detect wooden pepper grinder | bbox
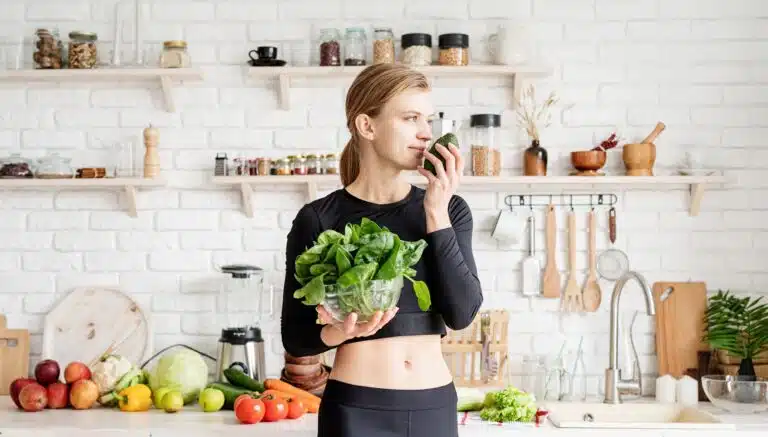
[143,124,160,178]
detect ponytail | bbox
[339,138,360,187]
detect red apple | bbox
[46,382,69,409]
[69,379,98,410]
[34,359,60,386]
[18,383,47,412]
[9,378,37,409]
[64,361,91,384]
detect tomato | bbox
[286,397,305,420]
[234,394,253,411]
[260,393,288,422]
[235,397,265,424]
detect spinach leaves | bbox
[292,217,432,313]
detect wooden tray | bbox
[441,309,509,388]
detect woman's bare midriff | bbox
[329,334,454,390]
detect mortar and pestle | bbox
[623,122,665,176]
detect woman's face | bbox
[361,89,435,171]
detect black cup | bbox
[249,46,277,62]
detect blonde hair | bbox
[340,64,431,186]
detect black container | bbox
[402,33,432,49]
[438,33,469,49]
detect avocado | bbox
[423,132,459,176]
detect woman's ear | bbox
[354,113,375,141]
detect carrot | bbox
[264,379,321,413]
[259,389,293,400]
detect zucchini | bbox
[223,367,266,392]
[206,382,254,410]
[423,132,459,176]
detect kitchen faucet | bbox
[604,271,656,404]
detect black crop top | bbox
[280,184,483,358]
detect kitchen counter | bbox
[1,396,767,437]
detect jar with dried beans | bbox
[68,31,98,69]
[372,28,395,64]
[438,33,469,66]
[469,114,501,176]
[318,28,341,66]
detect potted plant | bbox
[703,290,768,379]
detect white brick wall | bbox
[1,0,765,394]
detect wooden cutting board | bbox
[0,314,31,395]
[653,282,708,378]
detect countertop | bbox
[1,396,767,437]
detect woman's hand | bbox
[417,143,463,232]
[317,305,398,346]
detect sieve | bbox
[597,207,629,281]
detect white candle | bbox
[677,375,699,406]
[655,374,676,403]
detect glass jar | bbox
[68,31,98,69]
[318,28,341,66]
[469,114,501,176]
[372,28,395,64]
[292,155,308,175]
[36,153,74,179]
[438,33,469,66]
[324,153,339,175]
[344,28,367,66]
[276,159,291,175]
[33,28,63,69]
[160,40,191,68]
[305,154,323,174]
[0,153,35,178]
[257,158,271,176]
[401,33,432,67]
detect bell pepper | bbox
[117,384,153,412]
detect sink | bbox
[541,402,734,429]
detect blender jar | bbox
[469,113,501,176]
[218,264,274,329]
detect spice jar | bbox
[0,153,35,179]
[35,153,74,179]
[344,27,367,66]
[324,153,339,175]
[438,33,469,66]
[373,28,395,64]
[257,158,271,176]
[33,28,63,69]
[401,33,432,67]
[319,28,341,66]
[469,114,501,176]
[160,40,190,68]
[276,159,291,175]
[305,154,323,175]
[68,31,98,69]
[292,155,308,175]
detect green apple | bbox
[163,391,184,413]
[198,388,225,413]
[153,387,172,409]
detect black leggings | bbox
[317,379,459,437]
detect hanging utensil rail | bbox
[504,193,618,210]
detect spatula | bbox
[541,204,561,298]
[581,210,602,312]
[561,210,583,312]
[521,214,541,296]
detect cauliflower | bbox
[91,354,136,395]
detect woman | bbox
[281,63,483,437]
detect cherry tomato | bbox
[260,393,288,422]
[235,397,265,424]
[286,397,305,420]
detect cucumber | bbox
[424,132,459,176]
[206,382,254,410]
[223,367,266,392]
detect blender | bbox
[215,264,274,383]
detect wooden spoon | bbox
[541,204,561,298]
[582,210,602,312]
[561,210,583,312]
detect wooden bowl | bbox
[570,150,606,175]
[623,143,656,176]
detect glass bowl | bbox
[701,375,768,414]
[321,277,403,323]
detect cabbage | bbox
[147,349,209,404]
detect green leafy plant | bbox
[703,289,768,377]
[292,217,431,315]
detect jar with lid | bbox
[276,159,291,175]
[438,33,469,66]
[0,153,35,179]
[305,154,323,174]
[469,114,501,176]
[257,157,271,176]
[318,28,341,66]
[292,155,308,175]
[36,153,74,179]
[68,31,98,69]
[160,40,191,68]
[324,153,339,175]
[344,27,367,66]
[401,33,432,67]
[372,28,395,64]
[33,28,63,69]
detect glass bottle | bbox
[372,27,395,64]
[343,27,366,66]
[324,153,338,175]
[318,28,341,66]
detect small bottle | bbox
[143,124,160,178]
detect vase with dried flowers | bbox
[516,84,562,176]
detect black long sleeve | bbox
[424,196,483,330]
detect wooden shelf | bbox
[211,173,728,218]
[0,177,166,217]
[246,64,552,110]
[0,67,204,112]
